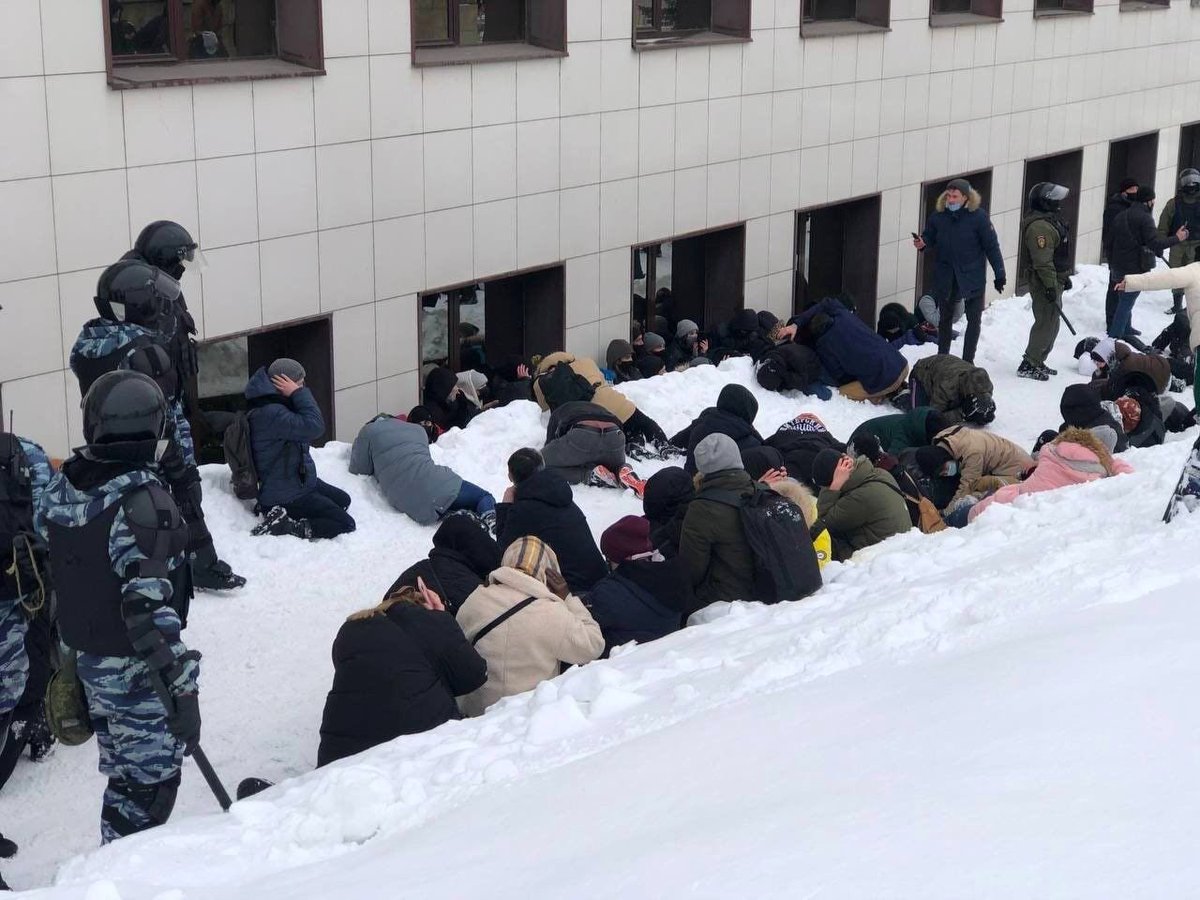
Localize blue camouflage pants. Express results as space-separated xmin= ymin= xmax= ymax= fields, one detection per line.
xmin=0 ymin=600 xmax=29 ymax=719
xmin=78 ymin=653 xmax=187 ymax=843
xmin=171 ymin=399 xmax=195 ymax=467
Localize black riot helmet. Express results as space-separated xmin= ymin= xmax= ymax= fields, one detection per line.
xmin=133 ymin=220 xmax=202 ymax=279
xmin=82 ymin=370 xmax=169 ymax=459
xmin=1029 ymin=182 xmax=1069 ymax=213
xmin=95 ymin=260 xmax=181 ymax=333
xmin=1180 ymin=169 xmax=1200 ymax=197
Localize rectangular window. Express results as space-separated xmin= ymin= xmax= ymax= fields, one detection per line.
xmin=801 ymin=0 xmax=890 ymax=35
xmin=1033 ymin=0 xmax=1092 ymax=14
xmin=929 ymin=0 xmax=1002 ymax=23
xmin=794 ymin=195 xmax=882 ymax=325
xmin=105 ymin=0 xmax=323 ymax=89
xmin=633 ymin=0 xmax=750 ymax=47
xmin=1117 ymin=0 xmax=1167 ymax=10
xmin=915 ymin=170 xmax=993 ymax=300
xmin=1018 ymin=149 xmax=1083 ymax=295
xmin=412 ymin=0 xmax=566 ymax=64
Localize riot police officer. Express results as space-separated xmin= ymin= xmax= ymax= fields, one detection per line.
xmin=1157 ymin=169 xmax=1200 ymax=315
xmin=70 ymin=259 xmax=245 ymax=591
xmin=38 ymin=371 xmax=201 ymax=843
xmin=1018 ymin=183 xmax=1073 ymax=381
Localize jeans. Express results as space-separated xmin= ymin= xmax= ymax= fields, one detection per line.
xmin=1109 ymin=288 xmax=1141 ymax=339
xmin=285 ymin=479 xmax=356 ymax=540
xmin=937 ymin=276 xmax=985 ymax=364
xmin=447 ymin=480 xmax=496 ymax=516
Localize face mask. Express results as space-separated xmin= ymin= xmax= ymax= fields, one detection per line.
xmin=939 ymin=461 xmax=959 ymax=477
xmin=684 ymin=333 xmax=698 ymax=347
xmin=946 ymin=202 xmax=963 ymax=212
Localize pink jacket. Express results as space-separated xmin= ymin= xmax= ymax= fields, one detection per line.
xmin=968 ymin=440 xmax=1133 ymax=521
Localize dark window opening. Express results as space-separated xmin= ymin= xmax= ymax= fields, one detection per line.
xmin=929 ymin=0 xmax=1002 ymax=23
xmin=915 ymin=169 xmax=994 ymax=301
xmin=1118 ymin=0 xmax=1167 ymax=10
xmin=802 ymin=0 xmax=890 ymax=32
xmin=632 ymin=0 xmax=750 ymax=46
xmin=189 ymin=316 xmax=334 ymax=464
xmin=1103 ymin=131 xmax=1159 ymax=261
xmin=1180 ymin=122 xmax=1200 ymax=179
xmin=1034 ymin=0 xmax=1092 ymax=15
xmin=411 ymin=0 xmax=565 ymax=62
xmin=631 ymin=224 xmax=746 ymax=338
xmin=794 ymin=195 xmax=882 ymax=326
xmin=1018 ymin=149 xmax=1083 ymax=295
xmin=420 ymin=265 xmax=565 ymax=374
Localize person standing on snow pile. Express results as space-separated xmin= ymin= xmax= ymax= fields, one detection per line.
xmin=71 ymin=257 xmax=245 ymax=592
xmin=1157 ymin=168 xmax=1200 ymax=316
xmin=912 ymin=178 xmax=1007 ymax=364
xmin=456 ymin=536 xmax=604 ymax=716
xmin=246 ymin=358 xmax=355 ymax=541
xmin=1105 ymin=186 xmax=1187 ymax=341
xmin=809 ymin=448 xmax=913 ymax=562
xmin=1018 ymin=182 xmax=1074 ymax=381
xmin=37 ymin=371 xmax=201 ymax=845
xmin=1117 ymin=260 xmax=1200 ymax=409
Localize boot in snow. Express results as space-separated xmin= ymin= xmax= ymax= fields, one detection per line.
xmin=480 ymin=509 xmax=497 ymax=537
xmin=1038 ymin=363 xmax=1058 ymax=377
xmin=617 ymin=465 xmax=646 ymax=499
xmin=237 ymin=777 xmax=274 ymax=800
xmin=192 ymin=558 xmax=247 ymax=592
xmin=1017 ymin=359 xmax=1049 ymax=381
xmin=584 ymin=465 xmax=621 ymax=489
xmin=252 ymin=506 xmax=312 ymax=539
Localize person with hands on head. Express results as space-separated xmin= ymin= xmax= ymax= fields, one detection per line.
xmin=809 ymin=448 xmax=912 ymax=562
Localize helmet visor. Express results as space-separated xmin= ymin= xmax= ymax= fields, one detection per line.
xmin=1045 ymin=184 xmax=1069 ymax=202
xmin=151 ymin=268 xmax=182 ymax=304
xmin=181 ymin=245 xmax=209 ymax=273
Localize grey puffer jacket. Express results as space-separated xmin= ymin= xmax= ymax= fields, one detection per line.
xmin=349 ymin=418 xmax=462 ymax=525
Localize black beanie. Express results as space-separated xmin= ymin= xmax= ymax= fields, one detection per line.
xmin=810 ymin=448 xmax=843 ymax=488
xmin=1134 ymin=186 xmax=1156 ymax=203
xmin=915 ymin=445 xmax=953 ymax=476
xmin=756 ymin=359 xmax=784 ymax=392
xmin=851 ymin=432 xmax=882 ymax=462
xmin=1118 ymin=177 xmax=1139 ymax=193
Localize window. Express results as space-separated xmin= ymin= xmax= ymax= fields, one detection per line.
xmin=930 ymin=0 xmax=1001 ymax=22
xmin=1018 ymin=149 xmax=1083 ymax=295
xmin=1033 ymin=0 xmax=1092 ymax=14
xmin=633 ymin=0 xmax=750 ymax=46
xmin=411 ymin=0 xmax=566 ymax=65
xmin=105 ymin=0 xmax=324 ymax=89
xmin=801 ymin=0 xmax=890 ymax=35
xmin=915 ymin=171 xmax=993 ymax=299
xmin=1117 ymin=0 xmax=1167 ymax=10
xmin=794 ymin=195 xmax=881 ymax=324
xmin=632 ymin=225 xmax=746 ymax=337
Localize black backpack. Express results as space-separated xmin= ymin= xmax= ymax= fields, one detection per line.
xmin=222 ymin=411 xmax=259 ymax=501
xmin=537 ymin=361 xmax=595 ymax=409
xmin=0 ymin=432 xmax=35 ymax=549
xmin=699 ymin=486 xmax=822 ymax=605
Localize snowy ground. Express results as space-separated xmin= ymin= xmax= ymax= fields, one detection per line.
xmin=6 ymin=269 xmax=1200 ymax=897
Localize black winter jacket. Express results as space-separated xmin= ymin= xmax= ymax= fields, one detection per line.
xmin=584 ymin=557 xmax=693 ymax=655
xmin=387 ymin=516 xmax=502 ymax=613
xmin=495 ymin=469 xmax=608 ymax=591
xmin=765 ymin=429 xmax=846 ymax=489
xmin=317 ymin=603 xmax=486 ymax=767
xmin=1102 ymin=192 xmax=1135 ymax=251
xmin=672 ymin=384 xmax=763 ymax=474
xmin=1106 ymin=202 xmax=1179 ymax=277
xmin=643 ymin=467 xmax=694 ymax=558
xmin=423 ymin=366 xmax=477 ymax=431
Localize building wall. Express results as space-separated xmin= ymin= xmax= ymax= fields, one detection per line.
xmin=1 ymin=0 xmax=1199 ymax=456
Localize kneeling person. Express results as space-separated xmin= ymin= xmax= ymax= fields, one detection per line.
xmin=810 ymin=449 xmax=912 ymax=562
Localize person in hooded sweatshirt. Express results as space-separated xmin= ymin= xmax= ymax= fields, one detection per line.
xmin=809 ymin=448 xmax=912 ymax=561
xmin=317 ymin=582 xmax=486 ymax=767
xmin=665 ymin=320 xmax=709 ymax=371
xmin=672 ymin=384 xmax=764 ymax=474
xmin=495 ymin=449 xmax=608 ymax=592
xmin=457 ymin=536 xmax=604 ymax=715
xmin=422 ymin=366 xmax=478 ymax=432
xmin=642 ymin=467 xmax=694 ymax=558
xmin=584 ymin=516 xmax=693 ymax=655
xmin=245 ymin=358 xmax=355 ymax=540
xmin=1047 ymin=383 xmax=1129 ymax=454
xmin=606 ymin=339 xmax=642 ymax=385
xmin=386 ymin=515 xmax=501 ymax=614
xmin=755 ymin=342 xmax=831 ymax=399
xmin=349 ymin=415 xmax=496 ymax=529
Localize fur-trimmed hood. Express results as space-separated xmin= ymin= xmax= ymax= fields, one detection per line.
xmin=935 ymin=188 xmax=983 ymax=213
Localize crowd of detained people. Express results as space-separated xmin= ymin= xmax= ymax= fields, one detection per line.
xmin=223 ymin=277 xmax=1198 ymax=771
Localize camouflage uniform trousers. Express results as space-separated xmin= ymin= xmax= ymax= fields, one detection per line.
xmin=170 ymin=398 xmax=195 ymax=467
xmin=0 ymin=600 xmax=29 ymax=720
xmin=78 ymin=650 xmax=191 ymax=843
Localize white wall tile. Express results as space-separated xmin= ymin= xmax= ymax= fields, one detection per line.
xmin=745 ymin=216 xmax=769 ymax=280
xmin=425 ymin=207 xmax=474 ymax=288
xmin=601 ymin=0 xmax=633 ymax=39
xmin=707 ymin=161 xmax=740 ymax=226
xmin=600 ymin=109 xmax=640 ymax=182
xmin=829 ymin=83 xmax=855 ymax=144
xmin=769 ymin=151 xmax=800 ymax=215
xmin=473 ymin=62 xmax=517 ymax=126
xmin=319 ymin=223 xmax=376 ymax=311
xmin=600 ymin=40 xmax=639 ymax=112
xmin=259 ymin=233 xmax=320 ymax=325
xmin=826 ymin=140 xmax=852 ymax=200
xmin=473 ymin=199 xmax=517 ymax=277
xmin=709 ymin=44 xmax=743 ymax=99
xmin=568 ymin=0 xmax=603 ymax=41
xmin=0 ymin=277 xmax=62 ymax=382
xmin=423 ymin=65 xmax=473 ymax=133
xmin=739 ymin=156 xmax=771 ymax=220
xmin=674 ymin=166 xmax=708 ymax=235
xmin=41 ymin=0 xmax=105 ymax=75
xmin=852 ymin=138 xmax=880 ymax=196
xmin=333 ymin=303 xmax=377 ymax=388
xmin=0 ymin=77 xmax=50 ymax=180
xmin=598 ymin=247 xmax=631 ymax=320
xmin=423 ymin=130 xmax=473 ymax=211
xmin=197 ymin=155 xmax=259 ymax=248
xmin=256 ymin=148 xmax=318 ymax=240
xmin=127 ymin=162 xmax=199 ymax=244
xmin=771 ymin=90 xmax=801 ymax=154
xmin=124 ymin=86 xmax=194 ymax=167
xmin=516 ymin=58 xmax=561 ymax=121
xmin=45 ymin=74 xmax=125 ymax=175
xmin=676 ymin=47 xmax=711 ymax=104
xmin=767 ymin=211 xmax=794 ymax=275
xmin=560 ymin=43 xmax=603 ymax=117
xmin=639 ymin=106 xmax=676 ymax=176
xmin=335 ymin=382 xmax=378 ymax=440
xmin=53 ymin=170 xmax=129 ymax=272
xmin=317 ymin=141 xmax=373 ymax=230
xmin=561 ymin=114 xmax=602 ymax=189
xmin=372 ymin=136 xmax=424 ymax=220
xmin=853 ymin=80 xmax=882 ymax=141
xmin=638 ymin=172 xmax=674 ymax=244
xmin=1 ymin=372 xmax=68 ymax=458
xmin=517 ymin=119 xmax=561 ymax=195
xmin=517 ymin=192 xmax=560 ymax=269
xmin=566 ymin=321 xmax=600 ymax=360
xmin=675 ymin=101 xmax=709 ymax=170
xmin=560 ymin=186 xmax=601 ymax=259
xmin=472 ymin=124 xmax=517 ymax=203
xmin=739 ymin=93 xmax=772 ymax=159
xmin=377 ymin=372 xmax=420 ymax=416
xmin=368 ymin=0 xmax=411 ymax=54
xmin=741 ymin=29 xmax=774 ymax=96
xmin=709 ymin=97 xmax=742 ymax=164
xmin=375 ymin=295 xmax=419 ymax=379
xmin=639 ymin=49 xmax=677 ymax=108
xmin=201 ymin=243 xmax=261 ymax=338
xmin=565 ymin=253 xmax=600 ymax=327
xmin=193 ymin=83 xmax=255 ymax=159
xmin=599 ymin=178 xmax=638 ymax=251
xmin=315 ymin=57 xmax=372 ymax=145
xmin=0 ymin=0 xmax=43 ymax=77
xmin=374 ymin=214 xmax=425 ymax=299
xmin=57 ymin=267 xmax=103 ymax=361
xmin=322 ymin=0 xmax=369 ymax=57
xmin=800 ymin=86 xmax=830 ymax=149
xmin=799 ymin=145 xmax=829 ymax=208
xmin=371 ymin=55 xmax=423 ymax=138
xmin=252 ymin=78 xmax=315 ymax=153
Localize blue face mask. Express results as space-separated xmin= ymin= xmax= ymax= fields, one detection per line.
xmin=946 ymin=202 xmax=963 ymax=212
xmin=940 ymin=461 xmax=959 ymax=477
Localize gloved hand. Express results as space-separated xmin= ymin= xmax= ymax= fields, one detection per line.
xmin=1063 ymin=276 xmax=1074 ymax=291
xmin=167 ymin=692 xmax=201 ymax=756
xmin=994 ymin=278 xmax=1006 ymax=294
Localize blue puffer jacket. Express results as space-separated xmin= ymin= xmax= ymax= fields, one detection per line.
xmin=791 ymin=299 xmax=907 ymax=396
xmin=920 ymin=188 xmax=1006 ymax=300
xmin=245 ymin=367 xmax=323 ymax=507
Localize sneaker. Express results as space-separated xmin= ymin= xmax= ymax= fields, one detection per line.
xmin=1126 ymin=328 xmax=1141 ymax=337
xmin=251 ymin=506 xmax=289 ymax=536
xmin=192 ymin=559 xmax=247 ymax=591
xmin=1016 ymin=360 xmax=1049 ymax=381
xmin=652 ymin=438 xmax=686 ymax=460
xmin=274 ymin=516 xmax=313 ymax=540
xmin=1039 ymin=364 xmax=1058 ymax=377
xmin=480 ymin=509 xmax=497 ymax=537
xmin=585 ymin=465 xmax=621 ymax=489
xmin=617 ymin=465 xmax=646 ymax=499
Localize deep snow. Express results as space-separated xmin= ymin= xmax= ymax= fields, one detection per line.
xmin=6 ymin=269 xmax=1200 ymax=898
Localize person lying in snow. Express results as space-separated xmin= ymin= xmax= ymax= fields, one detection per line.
xmin=386 ymin=515 xmax=501 ymax=615
xmin=456 ymin=536 xmax=604 ymax=716
xmin=917 ymin=425 xmax=1035 ymax=512
xmin=542 ymin=401 xmax=646 ymax=497
xmin=764 ymin=413 xmax=846 ymax=491
xmin=907 ymin=354 xmax=996 ymax=426
xmin=317 ymin=582 xmax=485 ymax=767
xmin=809 ymin=448 xmax=913 ymax=562
xmin=673 ymin=384 xmax=764 ymax=475
xmin=848 ymin=407 xmax=951 ymax=457
xmin=755 ymin=342 xmax=832 ymax=399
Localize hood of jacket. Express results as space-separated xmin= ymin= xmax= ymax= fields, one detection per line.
xmin=768 ymin=478 xmax=818 ymax=528
xmin=485 ymin=565 xmax=561 ymax=602
xmin=643 ymin=466 xmax=694 ymax=523
xmin=606 ymin=339 xmax=634 ymax=370
xmin=696 ymin=467 xmax=756 ymax=496
xmin=244 ymin=366 xmax=281 ymax=401
xmin=432 ymin=515 xmax=502 ymax=578
xmin=614 ymin=556 xmax=695 ymax=616
xmin=935 ymin=188 xmax=983 ymax=213
xmin=513 ymin=468 xmax=574 ymax=509
xmin=424 ymin=366 xmax=458 ymax=403
xmin=716 ymin=383 xmax=759 ymax=424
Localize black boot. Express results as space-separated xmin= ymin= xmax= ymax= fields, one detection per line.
xmin=237 ymin=777 xmax=273 ymax=800
xmin=1170 ymin=290 xmax=1185 ymax=315
xmin=192 ymin=558 xmax=247 ymax=591
xmin=0 ymin=834 xmax=16 ymax=859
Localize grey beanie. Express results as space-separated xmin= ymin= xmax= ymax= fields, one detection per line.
xmin=689 ymin=356 xmax=714 ymax=367
xmin=676 ymin=319 xmax=700 ymax=339
xmin=268 ymin=357 xmax=306 ymax=382
xmin=643 ymin=332 xmax=666 ymax=352
xmin=946 ymin=178 xmax=972 ymax=195
xmin=695 ymin=433 xmax=743 ymax=475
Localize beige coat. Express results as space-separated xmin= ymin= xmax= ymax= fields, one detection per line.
xmin=533 ymin=352 xmax=637 ymax=423
xmin=934 ymin=425 xmax=1034 ymax=508
xmin=1122 ymin=263 xmax=1200 ymax=350
xmin=456 ymin=566 xmax=604 ymax=716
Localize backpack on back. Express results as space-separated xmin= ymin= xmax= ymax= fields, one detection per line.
xmin=0 ymin=433 xmax=34 ymax=548
xmin=699 ymin=486 xmax=822 ymax=604
xmin=222 ymin=411 xmax=260 ymax=501
xmin=537 ymin=361 xmax=596 ymax=409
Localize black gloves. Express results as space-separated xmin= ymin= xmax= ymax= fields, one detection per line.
xmin=167 ymin=692 xmax=201 ymax=756
xmin=994 ymin=278 xmax=1006 ymax=293
xmin=1063 ymin=277 xmax=1073 ymax=291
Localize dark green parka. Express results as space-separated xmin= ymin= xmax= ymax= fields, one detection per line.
xmin=678 ymin=469 xmax=757 ymax=605
xmin=815 ymin=458 xmax=913 ymax=562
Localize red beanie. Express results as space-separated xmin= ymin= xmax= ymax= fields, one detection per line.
xmin=600 ymin=515 xmax=653 ymax=564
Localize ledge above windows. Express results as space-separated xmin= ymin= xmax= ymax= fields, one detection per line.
xmin=633 ymin=0 xmax=751 ymax=49
xmin=411 ymin=0 xmax=566 ymax=67
xmin=801 ymin=0 xmax=891 ymax=36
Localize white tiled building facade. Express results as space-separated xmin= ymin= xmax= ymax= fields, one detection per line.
xmin=2 ymin=0 xmax=1199 ymax=457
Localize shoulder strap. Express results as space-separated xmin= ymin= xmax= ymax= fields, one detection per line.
xmin=696 ymin=488 xmax=746 ymax=509
xmin=471 ymin=596 xmax=537 ymax=646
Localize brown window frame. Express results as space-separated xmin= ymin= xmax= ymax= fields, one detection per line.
xmin=801 ymin=0 xmax=890 ymax=37
xmin=929 ymin=0 xmax=1003 ymax=25
xmin=631 ymin=0 xmax=751 ymax=50
xmin=1033 ymin=0 xmax=1092 ymax=16
xmin=103 ymin=0 xmax=325 ymax=90
xmin=410 ymin=0 xmax=567 ymax=66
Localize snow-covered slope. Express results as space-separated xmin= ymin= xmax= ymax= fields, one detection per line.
xmin=7 ymin=269 xmax=1200 ymax=898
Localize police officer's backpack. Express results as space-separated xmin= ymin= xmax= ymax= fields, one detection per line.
xmin=537 ymin=361 xmax=595 ymax=410
xmin=222 ymin=412 xmax=259 ymax=501
xmin=0 ymin=433 xmax=36 ymax=577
